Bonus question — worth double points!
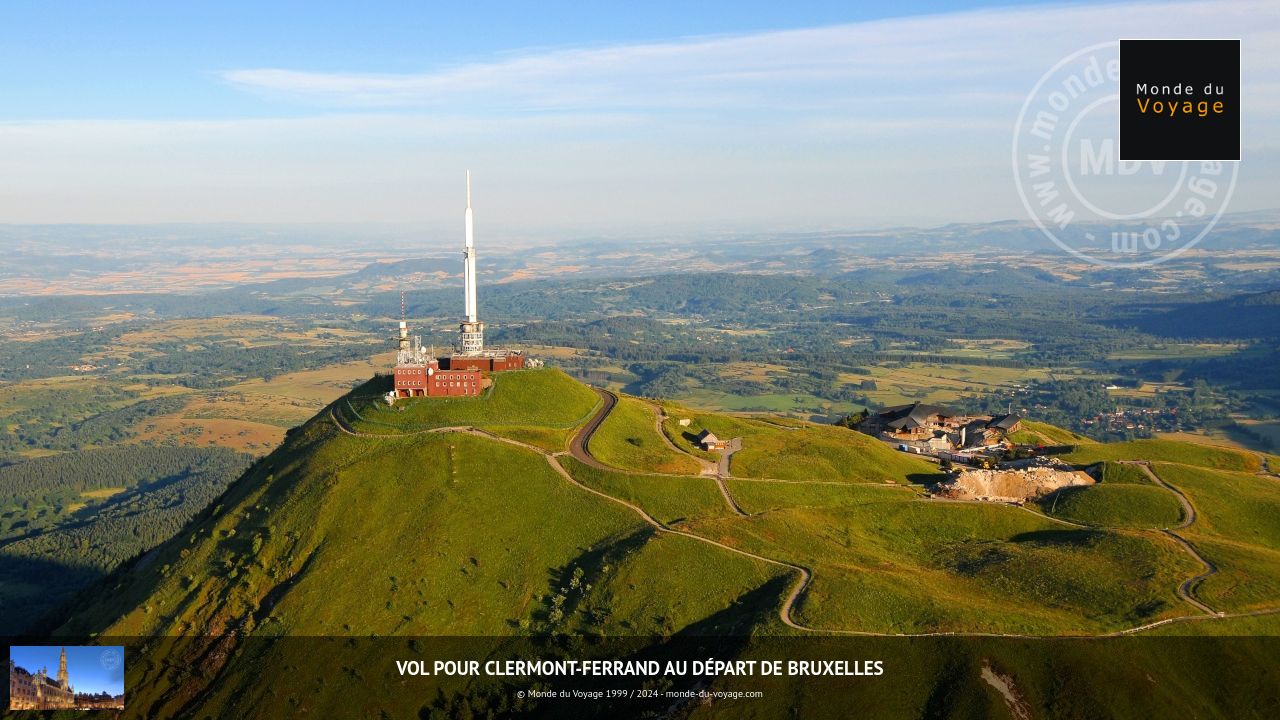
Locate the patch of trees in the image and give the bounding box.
[0,446,250,634]
[0,395,190,455]
[140,341,376,388]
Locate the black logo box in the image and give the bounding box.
[1120,39,1240,161]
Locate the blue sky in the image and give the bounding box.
[1,0,1276,233]
[9,646,124,696]
[1,0,1079,120]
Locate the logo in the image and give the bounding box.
[1012,42,1238,267]
[100,647,123,671]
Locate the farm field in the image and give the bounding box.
[678,388,859,416]
[843,362,1094,407]
[132,416,285,454]
[1105,343,1244,361]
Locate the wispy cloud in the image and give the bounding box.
[221,0,1280,116]
[3,0,1278,227]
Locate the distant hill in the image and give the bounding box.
[1125,290,1280,340]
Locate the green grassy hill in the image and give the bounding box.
[1063,438,1261,472]
[341,368,600,451]
[588,395,702,475]
[1038,484,1186,528]
[34,370,1280,718]
[661,404,940,483]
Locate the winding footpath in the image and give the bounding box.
[1118,460,1222,616]
[328,395,1279,639]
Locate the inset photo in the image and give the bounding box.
[8,646,124,711]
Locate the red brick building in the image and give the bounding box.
[393,360,482,398]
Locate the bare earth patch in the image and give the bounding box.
[934,459,1095,503]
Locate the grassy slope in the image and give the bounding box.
[1100,461,1154,484]
[561,456,729,525]
[1013,420,1094,445]
[1039,484,1185,529]
[698,482,1197,634]
[62,423,775,639]
[1064,439,1260,473]
[55,403,782,718]
[662,407,940,483]
[588,395,701,475]
[1154,463,1280,611]
[57,372,1274,640]
[34,368,1280,718]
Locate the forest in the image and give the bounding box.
[0,446,250,634]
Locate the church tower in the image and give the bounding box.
[57,647,68,690]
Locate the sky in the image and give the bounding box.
[1,0,1277,237]
[9,646,124,696]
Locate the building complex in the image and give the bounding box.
[391,173,533,400]
[9,649,78,711]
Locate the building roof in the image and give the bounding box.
[695,430,720,444]
[877,402,959,430]
[988,414,1022,430]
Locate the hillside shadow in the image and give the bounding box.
[535,527,656,631]
[907,471,949,487]
[0,553,103,636]
[672,574,791,637]
[1008,528,1103,547]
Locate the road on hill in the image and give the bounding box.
[1119,460,1222,616]
[328,394,1279,638]
[568,388,617,470]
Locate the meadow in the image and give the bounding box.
[587,396,702,475]
[684,485,1197,634]
[1038,484,1185,529]
[1063,438,1262,472]
[662,407,939,483]
[1153,463,1280,612]
[561,456,728,524]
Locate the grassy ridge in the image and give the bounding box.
[1153,463,1280,612]
[663,409,939,483]
[1064,439,1260,473]
[683,485,1196,634]
[1011,419,1094,445]
[347,368,599,432]
[1039,484,1185,529]
[1101,461,1154,484]
[588,396,702,475]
